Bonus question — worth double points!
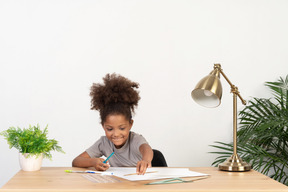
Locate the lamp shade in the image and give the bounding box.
[191,69,222,108]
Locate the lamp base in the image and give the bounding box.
[218,154,251,172]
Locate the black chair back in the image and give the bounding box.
[151,149,167,167]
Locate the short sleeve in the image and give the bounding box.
[85,138,104,158]
[130,132,148,153]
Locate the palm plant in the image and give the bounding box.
[210,75,288,185]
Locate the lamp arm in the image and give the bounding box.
[215,65,246,105]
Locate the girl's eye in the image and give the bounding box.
[120,128,125,131]
[106,128,113,131]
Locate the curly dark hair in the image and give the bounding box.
[90,73,140,124]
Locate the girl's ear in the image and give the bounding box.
[129,119,134,128]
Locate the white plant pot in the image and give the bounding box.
[19,153,43,171]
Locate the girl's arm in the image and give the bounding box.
[72,151,110,171]
[137,143,153,175]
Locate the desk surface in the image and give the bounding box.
[1,167,288,192]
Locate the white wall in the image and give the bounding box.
[1,0,288,187]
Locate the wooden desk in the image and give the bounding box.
[1,167,288,192]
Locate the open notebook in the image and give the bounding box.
[91,167,209,181]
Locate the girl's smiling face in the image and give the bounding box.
[103,114,133,149]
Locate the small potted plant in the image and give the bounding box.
[0,124,64,171]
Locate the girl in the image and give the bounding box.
[72,73,153,175]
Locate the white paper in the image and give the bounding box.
[101,167,209,181]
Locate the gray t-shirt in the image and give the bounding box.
[86,131,148,167]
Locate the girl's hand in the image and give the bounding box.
[93,158,110,171]
[72,152,110,171]
[136,160,151,175]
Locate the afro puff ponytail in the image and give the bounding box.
[90,73,140,124]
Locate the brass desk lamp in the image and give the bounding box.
[191,63,251,172]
